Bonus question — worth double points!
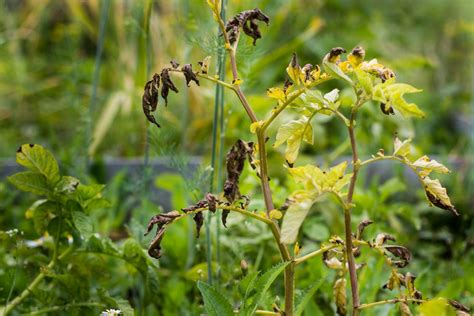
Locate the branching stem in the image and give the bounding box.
[357,298,425,310]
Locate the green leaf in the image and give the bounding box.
[251,261,290,314]
[295,273,328,316]
[281,196,314,244]
[84,234,121,257]
[16,144,60,184]
[122,238,148,273]
[72,211,93,239]
[197,281,234,316]
[354,68,373,95]
[418,298,456,316]
[29,200,57,234]
[323,60,353,85]
[274,118,313,165]
[8,171,51,196]
[55,176,80,194]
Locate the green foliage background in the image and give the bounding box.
[0,0,472,315]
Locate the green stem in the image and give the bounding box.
[294,244,339,265]
[3,247,73,315]
[357,298,425,310]
[21,302,106,315]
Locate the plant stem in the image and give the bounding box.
[294,244,339,265]
[345,110,361,314]
[357,298,425,310]
[3,247,73,315]
[21,302,106,315]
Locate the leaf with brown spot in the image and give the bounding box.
[384,245,411,268]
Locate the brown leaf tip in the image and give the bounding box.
[329,47,346,59]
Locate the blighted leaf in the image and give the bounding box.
[170,60,180,69]
[144,211,181,259]
[274,117,313,165]
[333,278,347,315]
[160,68,179,106]
[8,171,51,196]
[384,245,411,268]
[323,47,353,85]
[193,212,204,238]
[413,155,450,177]
[225,8,269,45]
[393,137,411,158]
[181,64,200,87]
[383,271,404,291]
[375,233,396,246]
[142,73,161,128]
[374,82,424,118]
[286,53,302,85]
[325,47,346,63]
[423,177,458,215]
[16,144,60,184]
[198,56,211,74]
[280,195,313,244]
[400,301,413,316]
[223,140,254,204]
[356,219,373,239]
[448,300,471,314]
[197,281,234,316]
[348,46,365,67]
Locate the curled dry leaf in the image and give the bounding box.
[193,212,204,238]
[182,193,220,237]
[399,301,413,316]
[170,60,180,69]
[144,211,181,259]
[384,245,412,268]
[160,68,179,106]
[356,219,374,239]
[448,299,471,314]
[142,73,161,128]
[325,47,346,63]
[181,64,200,87]
[225,8,270,45]
[375,233,396,246]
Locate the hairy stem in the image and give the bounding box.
[346,110,361,314]
[3,247,73,315]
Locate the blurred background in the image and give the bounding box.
[0,0,473,315]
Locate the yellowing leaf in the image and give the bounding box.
[423,177,458,215]
[418,298,456,316]
[280,196,314,244]
[333,278,347,316]
[206,0,221,22]
[323,59,353,85]
[250,120,264,134]
[413,155,450,177]
[274,118,313,165]
[374,83,425,118]
[288,161,351,193]
[288,165,325,192]
[199,56,211,74]
[393,137,411,157]
[269,209,283,220]
[267,87,286,100]
[286,53,301,85]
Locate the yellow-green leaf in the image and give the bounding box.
[382,83,424,118]
[16,144,60,184]
[333,278,347,315]
[280,195,314,244]
[354,68,373,95]
[323,59,353,85]
[393,137,411,158]
[267,87,286,100]
[413,155,450,177]
[8,171,51,196]
[423,177,458,215]
[286,53,301,85]
[418,298,456,316]
[274,118,313,165]
[250,120,264,134]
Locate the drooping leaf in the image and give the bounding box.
[423,177,458,215]
[333,278,347,315]
[142,73,161,128]
[280,195,314,244]
[8,171,51,196]
[181,64,200,87]
[197,281,234,316]
[144,211,181,259]
[16,144,60,184]
[274,117,313,165]
[413,155,450,177]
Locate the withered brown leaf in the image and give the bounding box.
[144,211,181,259]
[426,190,459,216]
[181,64,200,87]
[357,219,374,239]
[225,8,270,45]
[142,73,161,128]
[384,245,412,268]
[160,68,179,106]
[193,212,204,238]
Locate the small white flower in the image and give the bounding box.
[100,309,122,316]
